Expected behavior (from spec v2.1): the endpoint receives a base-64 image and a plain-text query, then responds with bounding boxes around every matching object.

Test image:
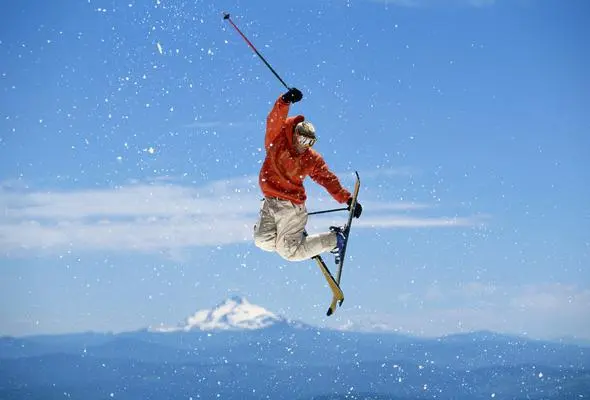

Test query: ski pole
[308,207,349,216]
[223,13,290,90]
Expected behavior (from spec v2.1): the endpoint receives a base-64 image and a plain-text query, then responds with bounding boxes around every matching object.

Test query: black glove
[281,87,303,104]
[347,198,362,218]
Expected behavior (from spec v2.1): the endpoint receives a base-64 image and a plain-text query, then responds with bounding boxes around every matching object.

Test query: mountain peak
[222,295,249,307]
[151,297,287,332]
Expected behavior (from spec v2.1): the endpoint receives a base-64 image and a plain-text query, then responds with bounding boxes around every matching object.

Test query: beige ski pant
[253,197,337,261]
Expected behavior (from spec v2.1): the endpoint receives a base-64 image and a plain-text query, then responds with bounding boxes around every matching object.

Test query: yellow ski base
[313,255,344,316]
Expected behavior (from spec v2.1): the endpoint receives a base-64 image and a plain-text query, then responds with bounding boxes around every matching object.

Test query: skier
[253,88,362,261]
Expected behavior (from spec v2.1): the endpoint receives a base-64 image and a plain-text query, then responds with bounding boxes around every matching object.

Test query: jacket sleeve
[265,96,290,151]
[309,156,352,204]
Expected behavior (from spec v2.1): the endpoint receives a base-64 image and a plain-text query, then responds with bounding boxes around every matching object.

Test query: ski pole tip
[223,12,230,20]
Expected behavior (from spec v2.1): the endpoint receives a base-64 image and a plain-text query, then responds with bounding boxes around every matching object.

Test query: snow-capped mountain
[151,296,290,332]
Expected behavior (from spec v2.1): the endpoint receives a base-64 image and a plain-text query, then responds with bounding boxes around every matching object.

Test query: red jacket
[259,96,351,205]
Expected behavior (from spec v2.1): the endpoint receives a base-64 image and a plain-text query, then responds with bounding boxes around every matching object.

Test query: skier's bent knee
[276,247,304,262]
[279,253,305,262]
[254,238,276,252]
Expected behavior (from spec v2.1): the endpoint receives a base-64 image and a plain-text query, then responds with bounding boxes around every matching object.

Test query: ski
[335,171,361,285]
[304,229,344,315]
[307,171,360,317]
[312,254,344,316]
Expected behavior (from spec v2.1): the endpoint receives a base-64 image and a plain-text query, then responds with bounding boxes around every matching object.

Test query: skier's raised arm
[265,88,302,150]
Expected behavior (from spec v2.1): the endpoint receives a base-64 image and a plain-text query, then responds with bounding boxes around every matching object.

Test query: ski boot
[330,226,347,264]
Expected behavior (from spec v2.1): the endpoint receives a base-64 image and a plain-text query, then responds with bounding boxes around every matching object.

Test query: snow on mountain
[336,316,409,334]
[151,296,289,332]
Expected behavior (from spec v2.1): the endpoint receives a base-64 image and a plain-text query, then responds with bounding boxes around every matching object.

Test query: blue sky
[1,0,588,339]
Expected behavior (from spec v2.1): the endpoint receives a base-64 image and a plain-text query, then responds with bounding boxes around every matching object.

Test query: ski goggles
[296,134,316,148]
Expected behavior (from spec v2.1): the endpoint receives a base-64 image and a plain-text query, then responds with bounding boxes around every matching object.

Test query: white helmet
[294,121,316,139]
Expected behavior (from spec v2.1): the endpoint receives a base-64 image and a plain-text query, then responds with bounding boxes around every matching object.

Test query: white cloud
[361,201,430,211]
[341,283,590,340]
[0,173,484,256]
[0,177,260,256]
[509,283,587,313]
[356,214,486,228]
